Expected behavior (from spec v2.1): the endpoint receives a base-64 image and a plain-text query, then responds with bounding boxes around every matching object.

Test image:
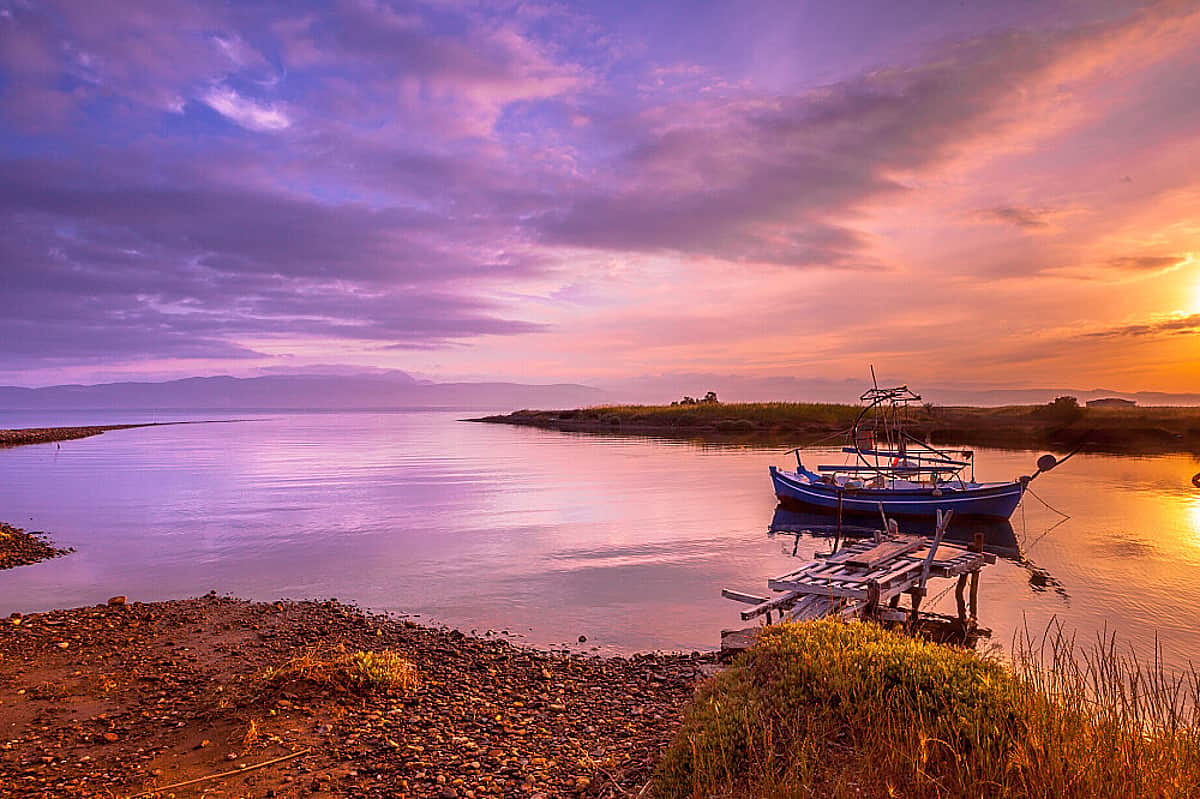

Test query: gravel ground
[0,596,713,798]
[0,426,154,449]
[0,524,73,571]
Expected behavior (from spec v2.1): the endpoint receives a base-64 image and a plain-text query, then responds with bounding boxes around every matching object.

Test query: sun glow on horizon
[1189,256,1200,314]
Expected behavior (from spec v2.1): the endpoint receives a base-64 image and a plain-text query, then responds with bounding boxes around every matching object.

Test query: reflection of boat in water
[769,505,1020,560]
[770,380,1066,520]
[769,505,1067,596]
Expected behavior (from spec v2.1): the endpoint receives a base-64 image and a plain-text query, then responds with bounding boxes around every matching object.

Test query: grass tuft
[653,619,1200,798]
[262,645,419,694]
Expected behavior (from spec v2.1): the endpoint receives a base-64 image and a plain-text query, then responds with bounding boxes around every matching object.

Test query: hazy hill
[599,374,1200,407]
[0,373,607,412]
[4,372,1196,413]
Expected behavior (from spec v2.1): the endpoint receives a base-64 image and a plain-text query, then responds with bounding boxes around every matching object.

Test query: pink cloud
[202,85,291,131]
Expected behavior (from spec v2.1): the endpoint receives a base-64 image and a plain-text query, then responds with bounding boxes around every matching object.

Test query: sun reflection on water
[1188,495,1200,546]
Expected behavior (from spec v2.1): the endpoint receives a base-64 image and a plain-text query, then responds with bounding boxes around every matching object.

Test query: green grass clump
[262,645,419,694]
[653,620,1200,798]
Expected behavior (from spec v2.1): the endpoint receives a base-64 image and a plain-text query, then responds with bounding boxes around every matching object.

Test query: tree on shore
[1034,395,1084,424]
[671,391,719,406]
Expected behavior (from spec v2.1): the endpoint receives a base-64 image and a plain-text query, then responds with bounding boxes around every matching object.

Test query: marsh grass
[653,619,1200,798]
[1006,622,1200,797]
[517,401,1200,453]
[261,645,419,694]
[595,402,860,428]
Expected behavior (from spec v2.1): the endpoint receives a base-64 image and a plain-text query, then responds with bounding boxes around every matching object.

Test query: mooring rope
[779,426,852,452]
[1024,484,1071,519]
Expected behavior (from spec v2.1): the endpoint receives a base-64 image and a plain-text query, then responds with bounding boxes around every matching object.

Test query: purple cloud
[1103,255,1187,272]
[533,25,1131,267]
[982,206,1056,229]
[1081,314,1200,340]
[0,151,546,367]
[1,0,1198,385]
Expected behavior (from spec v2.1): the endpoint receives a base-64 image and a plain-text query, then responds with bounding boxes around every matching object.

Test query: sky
[2,0,1200,392]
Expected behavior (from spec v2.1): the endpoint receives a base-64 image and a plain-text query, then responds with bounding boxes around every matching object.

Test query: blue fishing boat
[770,380,1064,520]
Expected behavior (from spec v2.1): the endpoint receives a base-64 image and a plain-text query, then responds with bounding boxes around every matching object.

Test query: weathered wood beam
[721,589,769,606]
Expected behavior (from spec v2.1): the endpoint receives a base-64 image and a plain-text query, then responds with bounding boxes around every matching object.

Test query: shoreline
[472,402,1200,455]
[0,419,253,450]
[0,595,710,798]
[0,424,161,448]
[0,523,73,571]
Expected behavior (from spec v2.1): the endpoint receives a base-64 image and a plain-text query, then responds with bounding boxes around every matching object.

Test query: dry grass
[653,619,1200,798]
[584,402,861,429]
[261,645,419,694]
[242,717,261,747]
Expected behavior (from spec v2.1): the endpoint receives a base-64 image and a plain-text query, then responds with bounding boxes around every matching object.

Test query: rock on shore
[0,425,153,449]
[0,596,712,798]
[0,523,73,571]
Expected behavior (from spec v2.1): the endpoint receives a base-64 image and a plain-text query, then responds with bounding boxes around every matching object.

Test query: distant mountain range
[2,372,1196,412]
[0,373,606,412]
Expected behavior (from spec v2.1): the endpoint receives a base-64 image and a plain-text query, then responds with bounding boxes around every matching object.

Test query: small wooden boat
[770,465,1026,519]
[770,379,1065,520]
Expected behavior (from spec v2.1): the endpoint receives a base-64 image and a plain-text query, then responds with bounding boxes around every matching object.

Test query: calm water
[1,410,1198,669]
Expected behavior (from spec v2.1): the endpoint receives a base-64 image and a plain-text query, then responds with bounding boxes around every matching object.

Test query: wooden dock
[722,511,995,655]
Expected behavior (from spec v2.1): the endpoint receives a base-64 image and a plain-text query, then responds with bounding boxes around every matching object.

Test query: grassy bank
[476,401,1200,454]
[652,620,1200,798]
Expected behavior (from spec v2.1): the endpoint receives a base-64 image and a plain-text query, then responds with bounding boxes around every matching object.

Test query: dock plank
[721,589,769,606]
[723,518,994,630]
[909,543,969,563]
[740,590,802,620]
[843,535,925,568]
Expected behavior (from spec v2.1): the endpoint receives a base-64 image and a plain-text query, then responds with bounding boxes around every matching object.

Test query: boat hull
[769,466,1025,520]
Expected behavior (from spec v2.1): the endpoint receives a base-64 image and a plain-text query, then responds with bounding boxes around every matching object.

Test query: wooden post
[968,569,980,620]
[909,509,953,627]
[954,574,968,621]
[866,579,881,618]
[876,502,886,543]
[968,531,983,620]
[916,509,953,595]
[834,488,844,552]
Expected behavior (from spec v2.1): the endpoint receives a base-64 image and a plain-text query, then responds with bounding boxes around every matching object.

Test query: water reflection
[767,505,1019,557]
[768,505,1068,600]
[0,411,1198,670]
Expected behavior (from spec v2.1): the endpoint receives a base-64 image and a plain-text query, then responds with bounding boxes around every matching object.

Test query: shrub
[1034,395,1084,425]
[655,621,1018,797]
[653,619,1200,798]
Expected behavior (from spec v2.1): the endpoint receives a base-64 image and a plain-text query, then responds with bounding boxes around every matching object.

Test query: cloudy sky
[2,0,1199,391]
